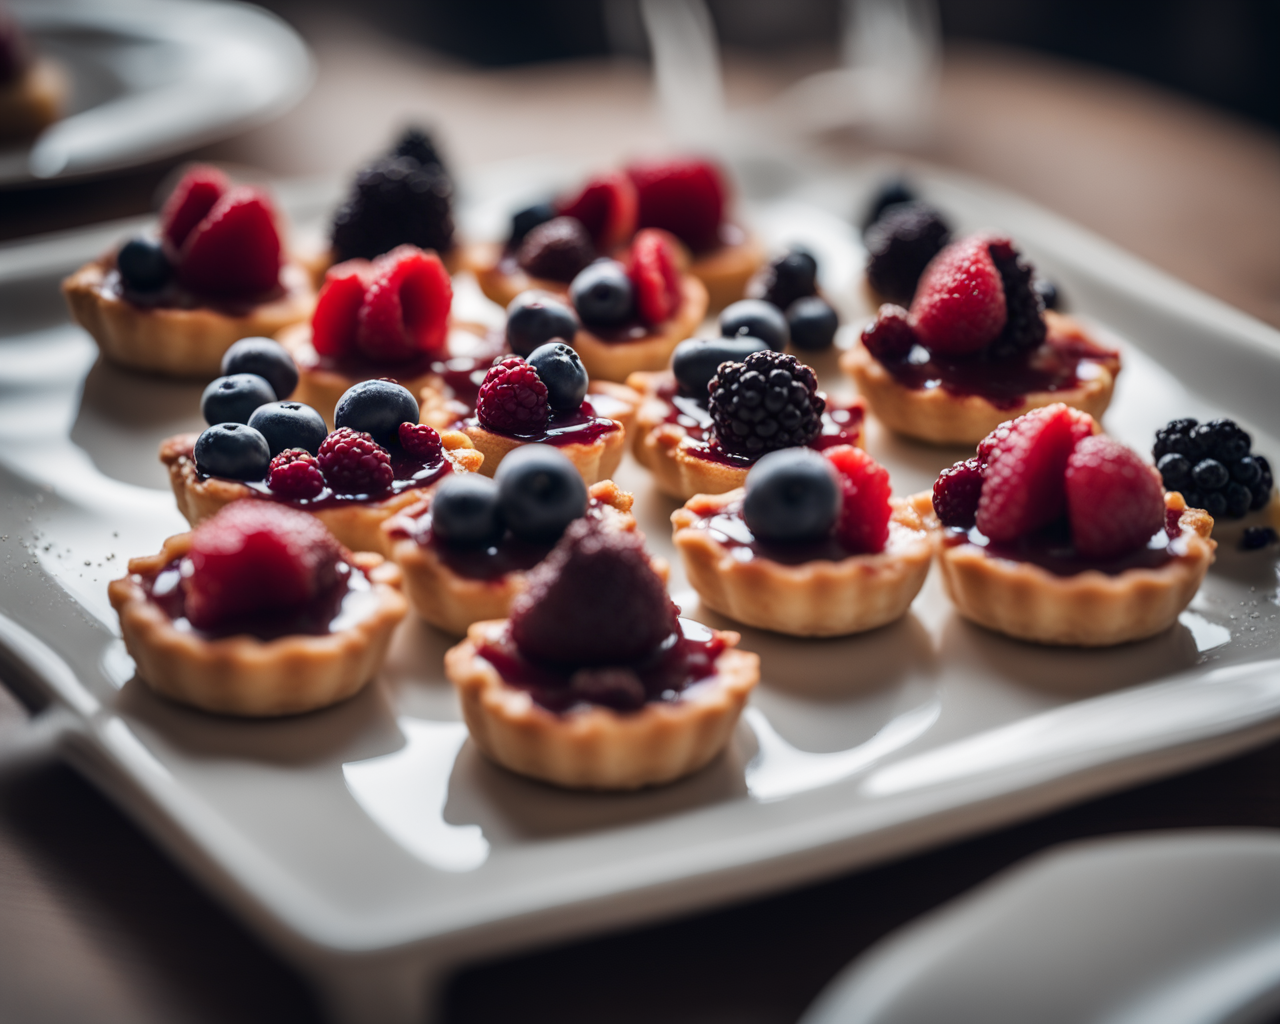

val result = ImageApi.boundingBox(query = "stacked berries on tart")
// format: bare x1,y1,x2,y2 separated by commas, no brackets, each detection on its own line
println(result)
925,403,1216,646
63,165,315,378
0,9,66,142
109,500,407,716
843,233,1120,444
672,446,932,636
742,246,841,353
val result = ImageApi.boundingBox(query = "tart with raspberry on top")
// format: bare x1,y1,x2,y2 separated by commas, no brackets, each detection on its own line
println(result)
925,403,1215,646
62,165,315,378
386,445,639,634
109,500,407,716
842,234,1120,445
673,446,932,637
444,516,758,789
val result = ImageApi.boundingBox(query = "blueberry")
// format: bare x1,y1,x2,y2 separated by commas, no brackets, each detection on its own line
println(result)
221,337,298,401
1034,277,1062,311
248,401,328,457
1192,458,1229,491
671,336,768,401
743,449,841,544
720,299,788,352
860,177,917,232
569,260,634,329
201,373,276,425
193,423,270,481
1225,482,1252,518
117,237,171,292
528,342,588,411
1156,452,1192,491
506,291,580,357
1232,456,1262,486
760,247,818,309
509,202,557,248
495,444,588,543
334,379,419,446
786,296,839,351
430,474,504,547
1241,527,1278,551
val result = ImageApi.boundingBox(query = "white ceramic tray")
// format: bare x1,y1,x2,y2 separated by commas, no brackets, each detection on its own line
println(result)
2,158,1280,1024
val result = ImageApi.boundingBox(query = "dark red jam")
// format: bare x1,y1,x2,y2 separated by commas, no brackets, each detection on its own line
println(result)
100,264,286,317
684,499,857,565
476,617,727,713
307,327,505,399
461,398,619,448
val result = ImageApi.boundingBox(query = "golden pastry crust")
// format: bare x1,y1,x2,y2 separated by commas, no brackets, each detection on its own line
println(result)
458,242,569,309
158,431,484,556
840,312,1120,445
688,232,767,311
108,534,407,716
925,492,1216,647
672,491,933,637
386,480,637,635
572,275,709,383
420,378,641,440
0,57,66,140
62,258,315,379
460,418,626,483
445,619,759,789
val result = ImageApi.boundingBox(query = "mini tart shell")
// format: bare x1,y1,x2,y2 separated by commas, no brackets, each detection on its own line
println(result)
108,534,407,716
159,431,484,556
572,275,709,383
672,491,933,637
925,492,1217,647
458,242,571,309
62,259,315,379
459,417,626,483
386,480,637,635
0,58,67,141
445,619,759,790
419,379,641,443
840,312,1119,445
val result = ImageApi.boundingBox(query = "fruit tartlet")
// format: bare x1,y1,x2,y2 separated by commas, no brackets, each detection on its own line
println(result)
161,377,482,556
109,500,407,716
444,516,758,789
62,165,315,378
926,404,1216,646
628,347,866,500
742,246,842,354
0,10,66,141
842,234,1120,445
386,445,638,634
673,446,931,637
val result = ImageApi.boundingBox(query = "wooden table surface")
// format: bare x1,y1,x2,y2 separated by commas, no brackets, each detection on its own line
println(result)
3,18,1280,1023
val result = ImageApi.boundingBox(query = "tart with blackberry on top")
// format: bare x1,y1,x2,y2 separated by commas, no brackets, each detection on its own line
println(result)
386,445,638,634
444,516,758,789
109,500,407,716
926,404,1215,646
62,165,315,378
842,234,1120,445
673,446,931,637
628,346,866,500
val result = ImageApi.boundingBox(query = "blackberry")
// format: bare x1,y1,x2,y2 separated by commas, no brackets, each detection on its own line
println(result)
1241,527,1278,551
1156,453,1192,492
1252,455,1273,510
1226,482,1252,518
391,127,447,176
708,350,824,457
1153,416,1272,518
987,240,1046,358
331,156,454,262
1153,418,1201,461
860,177,917,233
863,202,950,306
517,217,595,282
1190,418,1251,463
1192,458,1229,491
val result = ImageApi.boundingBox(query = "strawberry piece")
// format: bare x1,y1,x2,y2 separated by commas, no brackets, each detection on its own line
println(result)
177,186,282,296
626,158,726,252
182,500,343,629
1066,435,1165,559
557,172,638,252
627,228,682,326
825,445,892,554
975,404,1081,542
909,234,1008,355
160,165,229,251
355,245,452,362
311,259,371,357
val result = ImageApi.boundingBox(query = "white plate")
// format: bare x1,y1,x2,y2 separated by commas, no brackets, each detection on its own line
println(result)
2,157,1280,1024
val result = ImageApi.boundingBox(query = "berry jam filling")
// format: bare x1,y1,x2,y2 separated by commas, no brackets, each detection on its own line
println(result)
300,325,505,384
686,499,865,565
477,617,726,713
100,262,292,317
464,397,619,447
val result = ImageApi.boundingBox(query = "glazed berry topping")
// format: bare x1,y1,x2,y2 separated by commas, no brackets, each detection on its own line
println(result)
476,356,550,434
569,259,635,329
398,422,443,461
160,165,230,251
742,448,841,544
933,457,984,528
987,239,1047,357
909,235,1007,355
1065,435,1165,559
1192,418,1252,463
860,177,917,233
311,260,369,358
787,296,839,351
116,237,171,292
1153,417,1272,517
177,186,283,297
248,401,328,457
509,202,557,248
517,216,596,282
1153,419,1203,461
510,517,678,667
505,291,581,357
708,350,824,456
627,228,682,326
720,298,788,352
430,474,504,547
754,247,818,311
221,336,298,401
194,423,271,481
330,153,454,263
267,449,325,500
671,336,768,402
861,304,917,360
825,445,892,554
391,126,448,174
356,245,453,362
334,379,419,446
201,373,276,425
495,444,588,543
626,158,726,253
527,342,588,411
863,201,951,305
557,172,638,251
1241,527,1278,551
317,428,393,495
1034,277,1062,311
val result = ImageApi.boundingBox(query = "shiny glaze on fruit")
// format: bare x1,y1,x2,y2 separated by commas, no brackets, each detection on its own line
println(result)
99,263,286,317
682,499,858,565
307,326,505,392
462,397,619,447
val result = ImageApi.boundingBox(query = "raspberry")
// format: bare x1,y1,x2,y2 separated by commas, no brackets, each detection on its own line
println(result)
331,155,454,263
909,235,1008,356
177,186,282,297
627,228,682,325
317,427,393,495
708,350,824,457
159,165,229,251
311,259,370,358
933,458,984,528
864,201,951,305
626,158,726,253
987,238,1047,357
825,445,892,554
1065,435,1165,559
267,448,325,500
516,217,595,281
355,245,452,362
558,172,638,251
476,356,550,435
510,518,679,667
861,304,917,361
398,421,443,461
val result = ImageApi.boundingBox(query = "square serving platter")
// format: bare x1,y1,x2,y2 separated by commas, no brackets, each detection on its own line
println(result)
3,155,1280,1024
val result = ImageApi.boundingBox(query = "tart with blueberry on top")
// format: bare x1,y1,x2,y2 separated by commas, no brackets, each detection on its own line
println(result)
62,165,315,378
444,516,758,789
386,445,640,635
672,446,932,637
842,233,1120,445
109,500,407,716
926,403,1215,646
0,9,66,142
